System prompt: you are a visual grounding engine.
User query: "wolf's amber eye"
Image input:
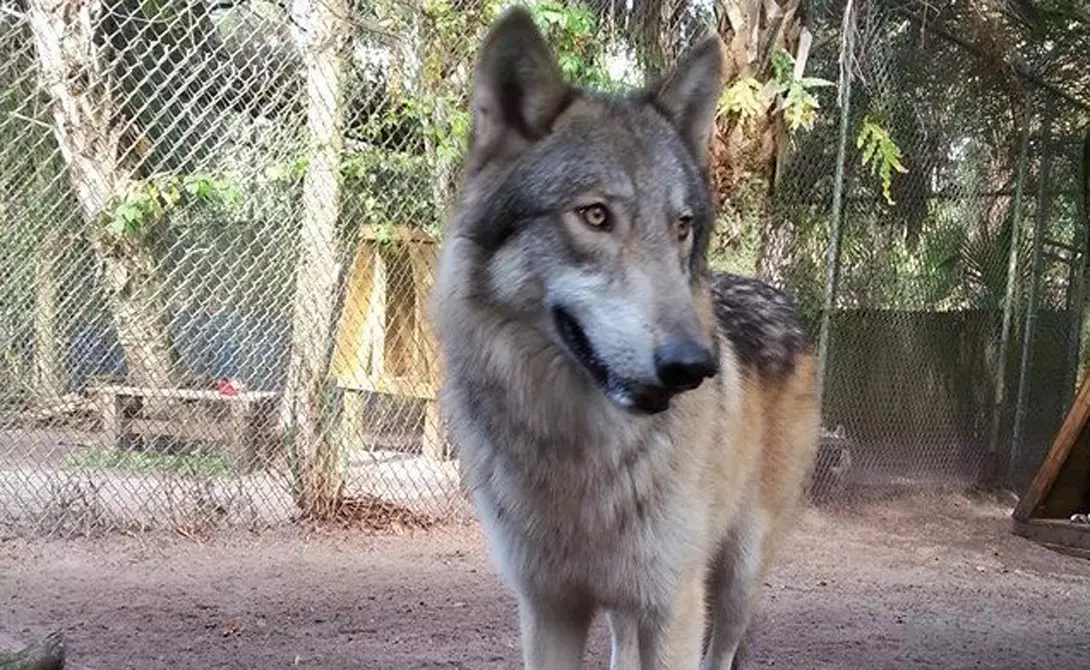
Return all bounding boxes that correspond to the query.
[578,204,611,230]
[677,214,693,241]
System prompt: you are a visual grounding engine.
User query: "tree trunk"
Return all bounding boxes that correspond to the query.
[27,0,177,389]
[100,247,178,387]
[282,0,349,517]
[712,0,811,287]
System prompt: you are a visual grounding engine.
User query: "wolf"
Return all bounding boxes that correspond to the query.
[429,7,821,669]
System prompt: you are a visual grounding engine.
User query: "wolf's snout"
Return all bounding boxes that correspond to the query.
[653,339,717,391]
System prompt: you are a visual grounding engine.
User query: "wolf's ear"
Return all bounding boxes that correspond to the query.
[467,7,570,172]
[649,32,726,166]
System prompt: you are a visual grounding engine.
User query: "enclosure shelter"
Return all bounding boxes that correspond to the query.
[329,225,448,460]
[1013,363,1090,558]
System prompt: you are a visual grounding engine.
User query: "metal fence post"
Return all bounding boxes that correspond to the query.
[1065,126,1090,396]
[1010,97,1054,486]
[816,0,855,404]
[986,100,1032,486]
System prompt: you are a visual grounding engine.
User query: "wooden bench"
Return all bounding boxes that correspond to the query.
[94,385,279,473]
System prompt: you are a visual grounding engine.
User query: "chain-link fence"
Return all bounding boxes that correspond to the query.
[775,0,1089,500]
[0,0,1086,537]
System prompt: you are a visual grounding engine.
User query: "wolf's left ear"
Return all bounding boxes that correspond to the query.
[649,32,726,167]
[467,7,570,173]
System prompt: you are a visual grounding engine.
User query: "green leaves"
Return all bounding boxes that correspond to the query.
[528,1,617,89]
[104,172,243,240]
[771,50,834,133]
[719,50,833,132]
[719,77,766,121]
[857,117,908,205]
[182,174,241,207]
[265,157,309,184]
[771,49,796,86]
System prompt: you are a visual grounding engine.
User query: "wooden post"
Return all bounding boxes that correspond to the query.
[227,399,255,473]
[1011,102,1055,485]
[422,400,451,461]
[96,387,129,449]
[339,389,366,454]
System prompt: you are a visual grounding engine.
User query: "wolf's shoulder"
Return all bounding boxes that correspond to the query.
[710,272,809,378]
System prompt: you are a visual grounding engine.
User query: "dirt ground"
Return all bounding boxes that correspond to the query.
[2,492,1089,670]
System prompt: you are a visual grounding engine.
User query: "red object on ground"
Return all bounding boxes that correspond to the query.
[216,378,238,396]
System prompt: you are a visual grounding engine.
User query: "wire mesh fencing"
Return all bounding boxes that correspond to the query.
[775,0,1089,500]
[0,0,1086,538]
[1,0,483,537]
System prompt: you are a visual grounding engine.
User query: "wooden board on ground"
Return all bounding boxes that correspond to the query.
[1011,518,1090,560]
[1011,363,1090,558]
[93,385,279,473]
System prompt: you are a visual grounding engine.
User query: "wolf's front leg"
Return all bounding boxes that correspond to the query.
[607,574,705,670]
[518,594,592,670]
[700,513,768,670]
[607,610,662,670]
[607,610,640,669]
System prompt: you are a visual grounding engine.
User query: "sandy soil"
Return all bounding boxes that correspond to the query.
[2,492,1089,670]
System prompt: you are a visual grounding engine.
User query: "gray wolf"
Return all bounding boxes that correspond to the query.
[429,7,821,669]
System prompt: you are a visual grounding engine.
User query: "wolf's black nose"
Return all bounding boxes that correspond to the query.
[654,339,717,392]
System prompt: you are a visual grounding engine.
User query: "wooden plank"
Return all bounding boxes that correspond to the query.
[95,388,122,446]
[1013,363,1090,521]
[383,245,416,379]
[1040,425,1090,519]
[357,224,439,244]
[92,385,279,472]
[335,375,436,400]
[227,401,257,472]
[1012,518,1090,555]
[331,237,379,384]
[128,418,233,442]
[94,385,277,402]
[409,239,440,398]
[330,232,441,402]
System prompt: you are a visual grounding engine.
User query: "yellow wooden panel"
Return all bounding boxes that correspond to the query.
[331,238,381,385]
[330,227,441,401]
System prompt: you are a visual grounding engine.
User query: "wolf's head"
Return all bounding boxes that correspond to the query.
[437,7,727,415]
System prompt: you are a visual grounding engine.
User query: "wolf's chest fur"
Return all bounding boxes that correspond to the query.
[449,347,738,610]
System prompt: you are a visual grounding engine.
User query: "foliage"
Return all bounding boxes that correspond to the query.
[716,50,833,132]
[341,149,438,237]
[63,446,233,478]
[417,0,501,163]
[106,173,243,240]
[528,1,619,89]
[263,157,310,184]
[708,176,768,274]
[264,147,438,239]
[856,117,908,205]
[770,50,835,132]
[719,77,766,121]
[278,0,620,246]
[403,94,472,165]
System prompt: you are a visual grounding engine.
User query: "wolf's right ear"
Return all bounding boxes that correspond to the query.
[467,7,570,173]
[648,32,726,167]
